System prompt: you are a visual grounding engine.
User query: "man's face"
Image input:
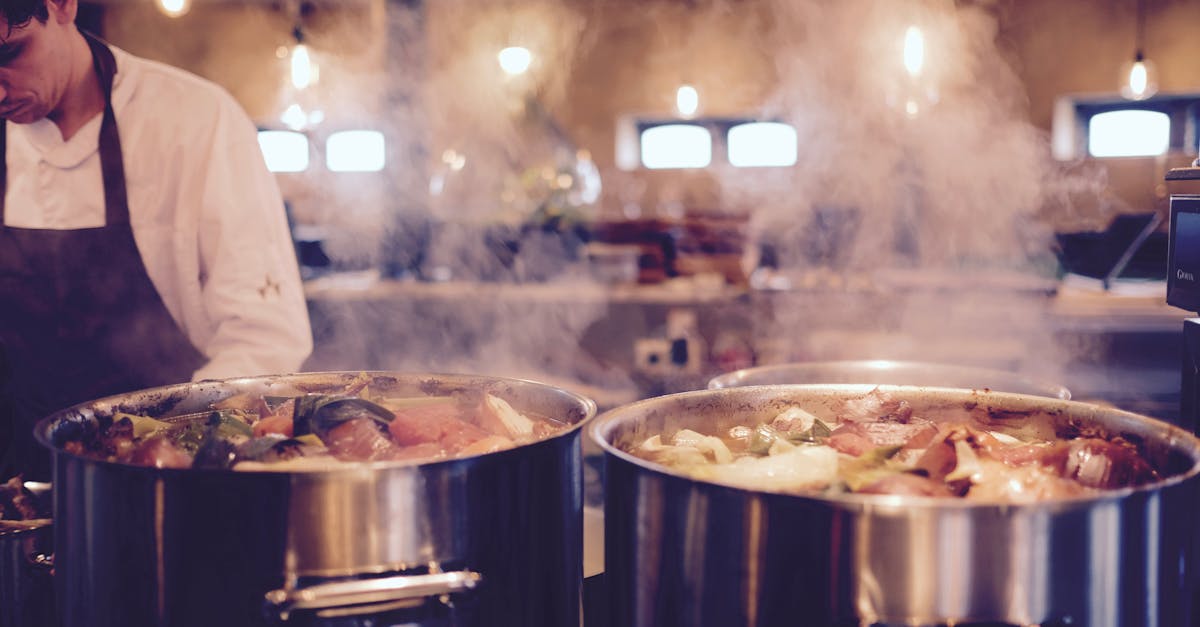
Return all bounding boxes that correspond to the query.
[0,6,72,124]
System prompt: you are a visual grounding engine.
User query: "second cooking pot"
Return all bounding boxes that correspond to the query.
[590,384,1200,627]
[708,360,1072,399]
[36,372,596,627]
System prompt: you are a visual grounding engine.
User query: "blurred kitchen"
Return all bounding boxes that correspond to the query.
[88,0,1200,419]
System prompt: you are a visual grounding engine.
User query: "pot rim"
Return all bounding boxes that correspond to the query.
[33,370,598,476]
[0,519,52,538]
[589,383,1200,512]
[708,359,1072,400]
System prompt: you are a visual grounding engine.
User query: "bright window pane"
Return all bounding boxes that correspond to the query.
[326,130,386,172]
[1088,110,1170,157]
[728,122,798,167]
[640,124,712,169]
[257,130,309,173]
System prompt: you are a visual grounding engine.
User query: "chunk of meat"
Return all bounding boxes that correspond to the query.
[837,390,913,423]
[1063,438,1159,489]
[128,436,193,469]
[459,435,516,457]
[389,442,446,463]
[859,473,955,497]
[388,402,489,452]
[253,398,297,438]
[326,418,406,462]
[914,440,957,481]
[966,462,1089,503]
[827,419,938,455]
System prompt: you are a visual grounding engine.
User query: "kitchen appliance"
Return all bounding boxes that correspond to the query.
[1167,164,1200,434]
[589,384,1200,627]
[34,372,596,627]
[708,359,1071,399]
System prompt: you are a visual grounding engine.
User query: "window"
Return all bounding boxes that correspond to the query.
[326,130,386,172]
[257,130,309,173]
[640,124,712,169]
[728,122,798,167]
[1088,110,1170,158]
[626,118,798,170]
[1055,93,1200,160]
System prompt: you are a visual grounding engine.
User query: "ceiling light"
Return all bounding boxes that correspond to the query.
[676,85,699,118]
[156,0,190,18]
[498,47,532,76]
[1120,0,1159,101]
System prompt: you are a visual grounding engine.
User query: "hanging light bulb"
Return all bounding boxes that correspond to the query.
[290,43,316,90]
[676,84,699,118]
[286,24,320,91]
[1120,0,1158,101]
[1120,51,1158,101]
[903,26,924,78]
[156,0,190,18]
[497,46,532,76]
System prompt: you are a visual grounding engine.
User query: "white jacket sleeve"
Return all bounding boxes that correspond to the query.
[189,103,313,380]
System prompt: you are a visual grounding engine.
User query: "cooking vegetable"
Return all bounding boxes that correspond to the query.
[627,389,1162,502]
[51,377,567,471]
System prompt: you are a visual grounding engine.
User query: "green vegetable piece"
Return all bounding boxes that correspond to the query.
[170,422,206,454]
[748,423,780,456]
[293,434,324,447]
[114,412,171,439]
[838,444,906,492]
[208,411,254,440]
[864,444,903,463]
[811,418,832,438]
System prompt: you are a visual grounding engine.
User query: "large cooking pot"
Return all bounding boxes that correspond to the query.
[590,384,1200,627]
[708,360,1071,399]
[34,372,596,627]
[0,521,54,627]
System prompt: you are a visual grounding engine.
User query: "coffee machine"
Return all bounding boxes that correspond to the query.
[1167,162,1200,434]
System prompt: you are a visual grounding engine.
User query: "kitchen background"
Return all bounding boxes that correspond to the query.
[84,0,1200,420]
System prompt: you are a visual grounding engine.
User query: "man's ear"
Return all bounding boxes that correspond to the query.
[45,0,78,26]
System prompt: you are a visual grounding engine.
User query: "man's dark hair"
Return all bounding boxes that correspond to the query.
[0,0,50,30]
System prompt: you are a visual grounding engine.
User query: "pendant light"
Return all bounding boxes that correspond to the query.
[155,0,190,18]
[1120,0,1158,101]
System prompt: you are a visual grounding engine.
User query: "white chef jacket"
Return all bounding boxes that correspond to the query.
[3,44,313,380]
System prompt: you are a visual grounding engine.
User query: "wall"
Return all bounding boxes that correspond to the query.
[999,0,1200,224]
[98,0,1200,240]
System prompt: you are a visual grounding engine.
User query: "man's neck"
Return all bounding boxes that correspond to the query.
[46,30,103,142]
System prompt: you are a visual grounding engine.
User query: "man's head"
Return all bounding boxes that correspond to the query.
[0,1,51,34]
[0,0,80,124]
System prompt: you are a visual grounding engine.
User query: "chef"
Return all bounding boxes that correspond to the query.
[0,0,313,480]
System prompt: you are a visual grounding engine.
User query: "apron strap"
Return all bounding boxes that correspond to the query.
[0,30,131,226]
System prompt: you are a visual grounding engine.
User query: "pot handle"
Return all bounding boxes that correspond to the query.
[264,569,482,621]
[28,551,54,573]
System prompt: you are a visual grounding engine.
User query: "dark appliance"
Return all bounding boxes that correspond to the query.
[1167,164,1200,434]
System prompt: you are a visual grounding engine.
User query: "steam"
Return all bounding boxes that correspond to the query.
[674,0,1110,387]
[154,0,1117,403]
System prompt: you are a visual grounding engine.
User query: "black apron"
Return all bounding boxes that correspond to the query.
[0,33,206,480]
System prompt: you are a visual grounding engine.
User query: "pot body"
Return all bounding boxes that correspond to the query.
[708,360,1071,400]
[592,385,1200,627]
[36,372,596,627]
[0,523,54,627]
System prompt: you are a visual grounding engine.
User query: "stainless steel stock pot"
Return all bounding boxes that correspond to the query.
[590,384,1200,627]
[35,372,596,627]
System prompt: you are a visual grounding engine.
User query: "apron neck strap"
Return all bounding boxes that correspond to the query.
[0,30,130,226]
